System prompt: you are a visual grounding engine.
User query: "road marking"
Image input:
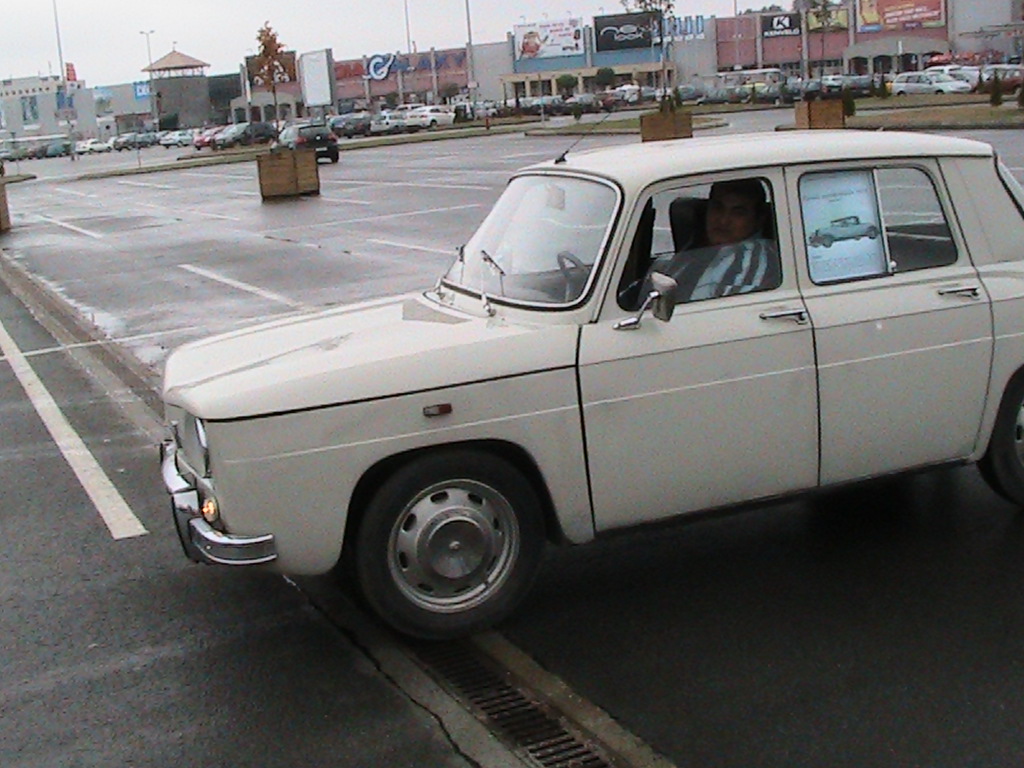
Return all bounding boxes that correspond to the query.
[136,201,241,221]
[54,187,97,198]
[228,190,261,197]
[0,316,148,540]
[319,196,373,206]
[178,264,307,309]
[323,179,492,191]
[369,238,455,256]
[261,203,483,234]
[116,180,176,190]
[36,215,104,239]
[182,171,254,181]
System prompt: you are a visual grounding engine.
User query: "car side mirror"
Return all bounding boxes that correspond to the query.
[614,272,678,330]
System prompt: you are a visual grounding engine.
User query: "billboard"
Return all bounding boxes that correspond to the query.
[856,0,944,31]
[514,18,584,60]
[807,7,850,30]
[594,11,661,52]
[299,49,335,107]
[762,13,801,37]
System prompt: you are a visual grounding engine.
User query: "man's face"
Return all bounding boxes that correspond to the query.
[706,191,762,246]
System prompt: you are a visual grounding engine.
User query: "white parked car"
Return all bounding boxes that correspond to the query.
[162,131,1024,639]
[74,138,111,154]
[404,105,456,130]
[160,129,197,148]
[891,71,973,95]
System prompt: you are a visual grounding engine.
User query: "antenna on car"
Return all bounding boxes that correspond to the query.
[553,105,617,165]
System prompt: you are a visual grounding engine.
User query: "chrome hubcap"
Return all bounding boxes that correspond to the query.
[389,481,519,613]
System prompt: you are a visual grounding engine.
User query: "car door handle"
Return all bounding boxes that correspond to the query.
[759,308,808,325]
[937,285,981,299]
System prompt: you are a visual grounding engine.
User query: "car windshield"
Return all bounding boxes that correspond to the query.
[441,174,619,306]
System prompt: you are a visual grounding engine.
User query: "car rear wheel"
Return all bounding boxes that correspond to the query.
[354,449,545,639]
[979,372,1024,505]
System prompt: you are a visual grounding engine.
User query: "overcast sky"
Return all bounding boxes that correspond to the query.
[4,0,753,87]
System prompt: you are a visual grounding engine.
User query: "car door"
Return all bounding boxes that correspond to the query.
[579,170,819,532]
[787,161,993,485]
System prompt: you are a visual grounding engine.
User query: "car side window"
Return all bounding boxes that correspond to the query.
[800,166,956,284]
[617,177,782,310]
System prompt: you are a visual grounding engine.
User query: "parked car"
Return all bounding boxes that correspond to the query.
[675,84,705,102]
[841,74,874,97]
[978,64,1024,94]
[369,111,402,135]
[525,95,567,115]
[404,105,456,130]
[891,71,973,95]
[44,140,72,158]
[213,122,278,149]
[162,130,1024,640]
[697,86,749,105]
[386,103,425,133]
[193,126,226,150]
[565,93,602,113]
[274,122,339,163]
[160,129,197,148]
[112,133,137,151]
[329,112,371,139]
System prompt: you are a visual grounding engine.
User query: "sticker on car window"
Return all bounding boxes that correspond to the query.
[800,170,886,283]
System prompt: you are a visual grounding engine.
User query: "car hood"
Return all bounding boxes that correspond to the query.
[162,294,579,420]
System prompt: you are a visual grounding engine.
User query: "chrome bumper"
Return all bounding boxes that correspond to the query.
[161,440,277,566]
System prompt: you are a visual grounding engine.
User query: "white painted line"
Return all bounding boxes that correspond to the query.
[322,179,492,191]
[36,215,104,239]
[0,317,148,540]
[178,264,306,309]
[182,171,254,181]
[369,238,456,256]
[136,202,241,221]
[116,180,176,190]
[54,187,97,198]
[262,203,483,235]
[319,196,373,206]
[228,190,261,197]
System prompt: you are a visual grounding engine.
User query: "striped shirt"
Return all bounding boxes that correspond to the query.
[686,238,776,302]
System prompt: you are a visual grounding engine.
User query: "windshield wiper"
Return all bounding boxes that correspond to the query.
[480,249,506,297]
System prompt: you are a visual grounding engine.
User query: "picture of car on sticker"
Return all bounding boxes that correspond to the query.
[808,214,880,248]
[800,170,887,283]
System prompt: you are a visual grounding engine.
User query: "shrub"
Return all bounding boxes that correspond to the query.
[841,87,856,117]
[990,73,1004,107]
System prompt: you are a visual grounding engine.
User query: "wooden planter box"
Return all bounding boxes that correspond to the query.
[640,110,693,142]
[257,149,320,199]
[795,99,846,129]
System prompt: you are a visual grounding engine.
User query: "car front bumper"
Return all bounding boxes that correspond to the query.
[161,440,277,566]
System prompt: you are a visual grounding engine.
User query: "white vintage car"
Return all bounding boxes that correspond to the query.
[162,131,1024,639]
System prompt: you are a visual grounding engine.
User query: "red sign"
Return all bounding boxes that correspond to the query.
[65,62,77,82]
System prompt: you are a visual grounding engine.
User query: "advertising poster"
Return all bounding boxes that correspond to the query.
[800,171,886,283]
[762,13,801,37]
[514,18,584,60]
[856,0,945,31]
[594,11,661,52]
[807,7,850,30]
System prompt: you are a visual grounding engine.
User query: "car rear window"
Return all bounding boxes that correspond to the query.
[299,126,331,139]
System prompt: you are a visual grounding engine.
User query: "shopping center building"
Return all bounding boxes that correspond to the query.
[2,0,1023,145]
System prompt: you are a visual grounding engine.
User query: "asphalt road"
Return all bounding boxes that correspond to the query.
[3,122,1024,768]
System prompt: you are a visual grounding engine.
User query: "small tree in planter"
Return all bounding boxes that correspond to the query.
[594,67,616,91]
[556,74,578,100]
[253,22,290,131]
[990,73,1004,107]
[841,86,856,117]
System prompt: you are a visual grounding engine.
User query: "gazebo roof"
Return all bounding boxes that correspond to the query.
[143,50,210,73]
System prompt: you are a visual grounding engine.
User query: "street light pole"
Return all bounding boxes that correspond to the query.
[464,0,476,104]
[140,30,157,131]
[52,0,74,161]
[403,0,413,54]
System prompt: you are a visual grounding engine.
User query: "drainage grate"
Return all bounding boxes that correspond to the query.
[413,640,622,768]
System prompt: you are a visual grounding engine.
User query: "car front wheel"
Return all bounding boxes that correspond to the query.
[979,373,1024,505]
[354,449,545,639]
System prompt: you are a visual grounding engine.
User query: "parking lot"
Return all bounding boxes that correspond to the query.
[4,125,1024,767]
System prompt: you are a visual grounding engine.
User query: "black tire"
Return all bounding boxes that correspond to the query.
[979,372,1024,505]
[354,449,545,639]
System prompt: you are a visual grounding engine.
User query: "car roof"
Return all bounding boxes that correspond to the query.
[525,131,993,190]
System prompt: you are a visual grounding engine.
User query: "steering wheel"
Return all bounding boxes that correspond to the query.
[556,250,587,302]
